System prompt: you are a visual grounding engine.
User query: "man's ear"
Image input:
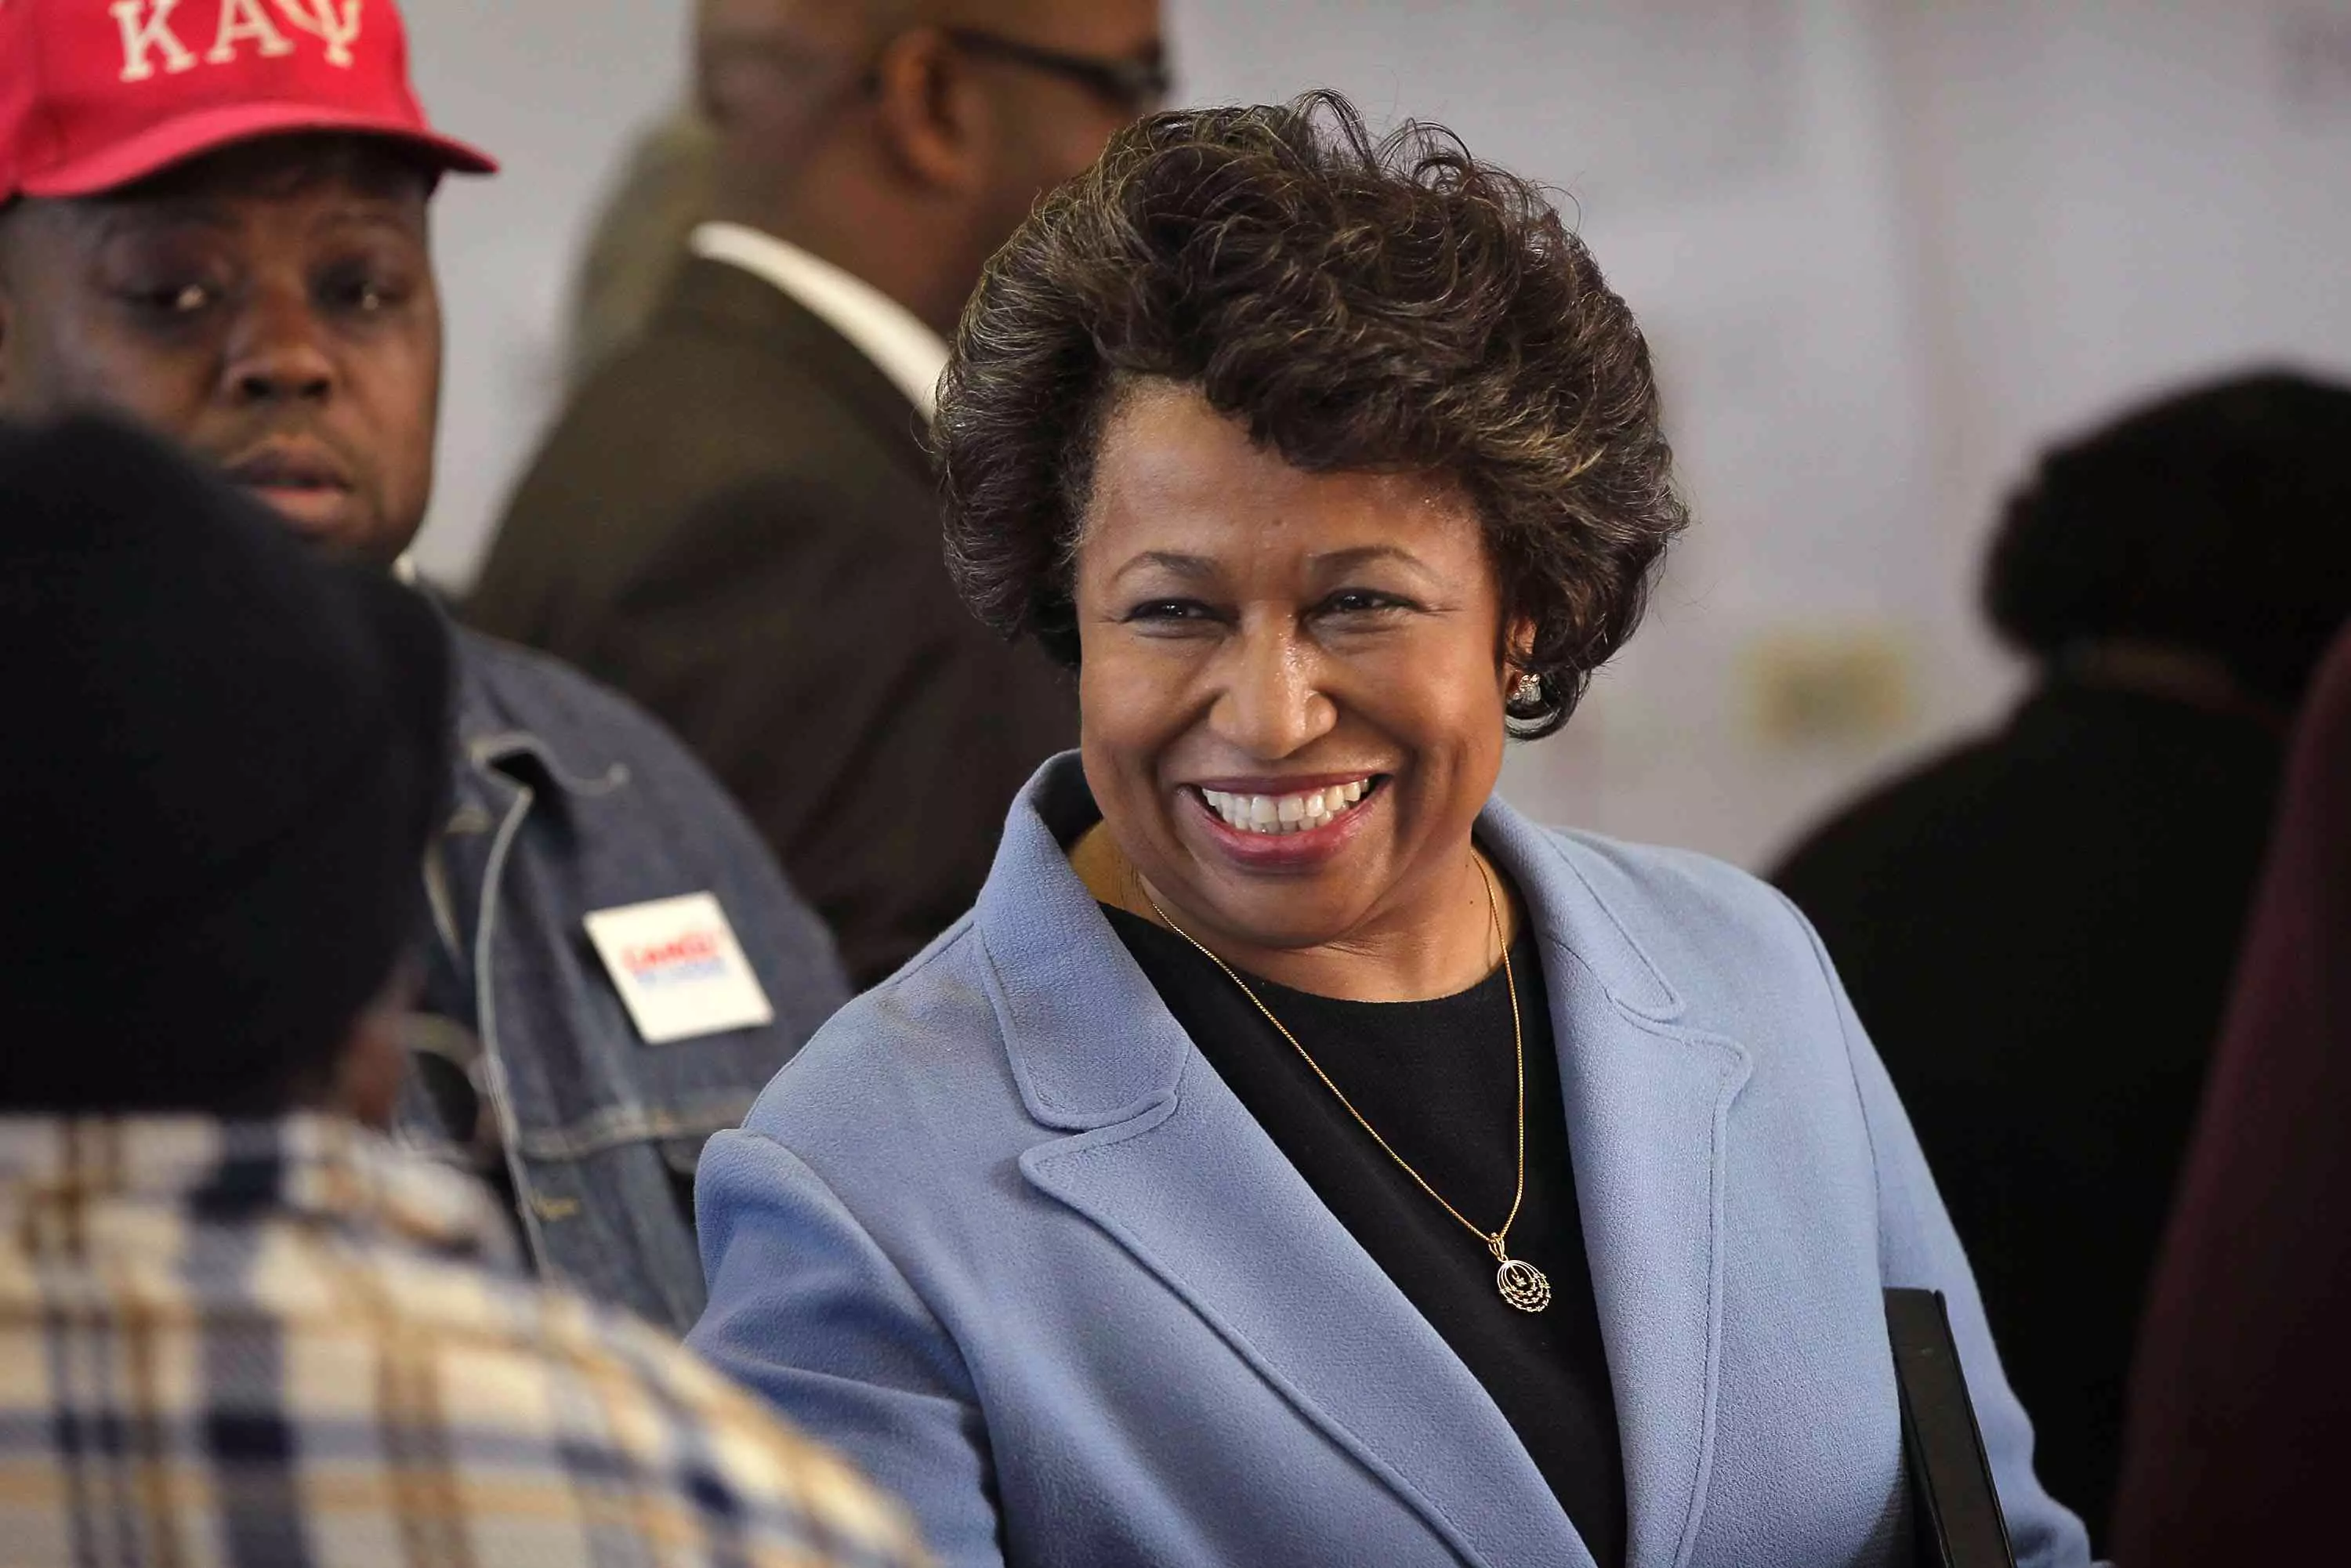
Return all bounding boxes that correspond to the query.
[334,958,422,1130]
[870,26,987,194]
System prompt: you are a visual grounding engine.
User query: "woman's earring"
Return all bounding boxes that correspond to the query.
[1512,672,1544,707]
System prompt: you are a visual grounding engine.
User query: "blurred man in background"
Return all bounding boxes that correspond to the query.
[473,0,1166,985]
[0,417,924,1568]
[1772,369,2351,1546]
[0,0,849,1335]
[566,105,716,382]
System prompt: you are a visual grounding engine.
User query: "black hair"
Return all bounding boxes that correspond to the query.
[0,416,451,1117]
[936,90,1685,739]
[1986,369,2351,703]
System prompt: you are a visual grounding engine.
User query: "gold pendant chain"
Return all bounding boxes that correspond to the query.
[1133,854,1552,1313]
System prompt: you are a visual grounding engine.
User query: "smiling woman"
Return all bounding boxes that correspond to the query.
[690,91,2095,1568]
[1065,388,1529,997]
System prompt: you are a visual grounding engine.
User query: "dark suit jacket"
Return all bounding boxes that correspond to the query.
[470,257,1075,986]
[1770,678,2285,1548]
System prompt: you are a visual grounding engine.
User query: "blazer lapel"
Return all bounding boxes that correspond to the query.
[1480,802,1753,1568]
[1021,1060,1595,1568]
[981,766,1589,1568]
[980,762,1749,1568]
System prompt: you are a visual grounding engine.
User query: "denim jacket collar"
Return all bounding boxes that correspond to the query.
[449,637,631,805]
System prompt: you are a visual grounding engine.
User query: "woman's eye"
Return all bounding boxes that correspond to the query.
[1320,589,1411,617]
[1126,599,1217,623]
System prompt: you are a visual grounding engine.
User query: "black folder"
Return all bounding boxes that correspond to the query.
[1886,1288,2018,1568]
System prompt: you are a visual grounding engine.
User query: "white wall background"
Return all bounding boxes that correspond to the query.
[400,0,694,596]
[402,0,2351,870]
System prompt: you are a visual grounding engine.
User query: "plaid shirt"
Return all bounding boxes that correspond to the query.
[0,1115,926,1568]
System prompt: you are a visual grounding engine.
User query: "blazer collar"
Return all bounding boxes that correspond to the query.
[976,757,1751,1568]
[442,625,631,808]
[973,758,1189,1131]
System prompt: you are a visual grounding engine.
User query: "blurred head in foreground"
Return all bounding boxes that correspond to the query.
[0,415,449,1123]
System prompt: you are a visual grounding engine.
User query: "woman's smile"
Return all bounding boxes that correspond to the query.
[1183,773,1392,867]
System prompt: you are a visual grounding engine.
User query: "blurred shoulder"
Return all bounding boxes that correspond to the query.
[353,1251,924,1566]
[1769,730,2016,889]
[534,1295,929,1565]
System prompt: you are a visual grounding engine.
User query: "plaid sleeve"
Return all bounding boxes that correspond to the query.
[288,1248,933,1568]
[0,1119,929,1568]
[526,1291,933,1568]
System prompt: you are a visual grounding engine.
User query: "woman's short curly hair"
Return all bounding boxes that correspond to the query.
[935,89,1685,738]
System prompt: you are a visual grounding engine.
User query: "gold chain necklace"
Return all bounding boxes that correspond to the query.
[1135,856,1552,1314]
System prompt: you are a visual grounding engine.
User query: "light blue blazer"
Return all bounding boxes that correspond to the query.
[692,758,2092,1568]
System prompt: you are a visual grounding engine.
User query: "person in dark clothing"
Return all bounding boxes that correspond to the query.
[471,0,1168,986]
[2111,624,2351,1567]
[1771,368,2351,1547]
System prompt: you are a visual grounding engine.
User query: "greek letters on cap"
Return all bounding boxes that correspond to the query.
[110,0,364,81]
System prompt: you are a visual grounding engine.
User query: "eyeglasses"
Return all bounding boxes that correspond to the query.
[942,27,1172,118]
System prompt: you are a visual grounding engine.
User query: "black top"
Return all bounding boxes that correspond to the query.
[1106,904,1628,1568]
[1771,678,2285,1545]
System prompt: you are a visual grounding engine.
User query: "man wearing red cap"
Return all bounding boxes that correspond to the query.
[0,0,852,1337]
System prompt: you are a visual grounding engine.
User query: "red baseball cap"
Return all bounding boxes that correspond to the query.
[1,0,496,203]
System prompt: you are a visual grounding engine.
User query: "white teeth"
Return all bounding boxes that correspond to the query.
[1197,779,1378,835]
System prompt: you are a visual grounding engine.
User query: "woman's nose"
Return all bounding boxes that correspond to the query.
[1211,623,1337,759]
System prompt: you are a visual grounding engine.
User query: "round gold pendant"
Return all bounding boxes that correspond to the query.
[1495,1255,1552,1313]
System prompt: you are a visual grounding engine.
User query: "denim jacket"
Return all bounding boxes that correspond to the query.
[400,622,849,1333]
